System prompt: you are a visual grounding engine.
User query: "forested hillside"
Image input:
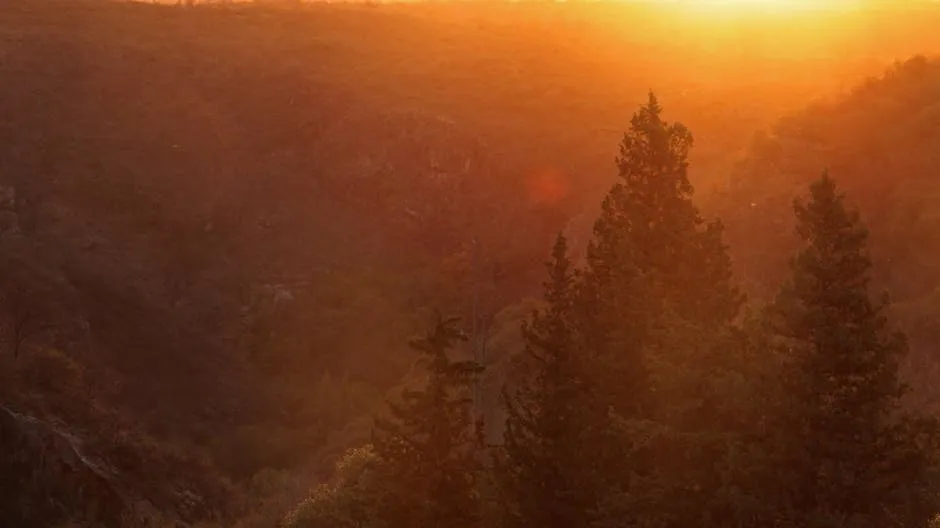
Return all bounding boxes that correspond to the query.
[288,94,940,528]
[3,0,940,526]
[713,55,940,412]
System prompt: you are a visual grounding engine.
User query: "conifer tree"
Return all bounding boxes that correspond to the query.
[578,92,747,526]
[769,173,938,526]
[371,315,484,528]
[580,91,742,416]
[498,234,603,528]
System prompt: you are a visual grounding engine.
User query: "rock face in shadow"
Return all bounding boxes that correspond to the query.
[0,405,129,527]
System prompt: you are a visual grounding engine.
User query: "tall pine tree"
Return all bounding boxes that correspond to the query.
[769,173,938,526]
[578,92,747,527]
[580,91,742,416]
[498,234,603,528]
[371,315,484,528]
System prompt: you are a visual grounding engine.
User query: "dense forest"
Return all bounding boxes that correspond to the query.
[3,0,940,526]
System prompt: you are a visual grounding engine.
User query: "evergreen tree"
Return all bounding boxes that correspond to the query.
[498,234,603,528]
[580,91,742,414]
[769,173,938,526]
[371,315,484,528]
[578,92,746,527]
[564,94,748,526]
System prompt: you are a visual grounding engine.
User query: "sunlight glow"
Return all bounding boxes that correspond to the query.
[675,0,866,14]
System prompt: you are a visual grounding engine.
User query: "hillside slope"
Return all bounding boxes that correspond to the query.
[712,55,940,410]
[4,0,940,523]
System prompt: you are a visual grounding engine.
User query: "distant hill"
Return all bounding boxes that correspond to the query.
[711,55,940,410]
[4,0,940,524]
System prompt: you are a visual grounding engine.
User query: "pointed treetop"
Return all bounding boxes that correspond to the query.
[800,170,840,210]
[802,170,839,212]
[549,233,570,272]
[617,92,694,200]
[645,90,662,116]
[794,171,869,256]
[542,233,575,312]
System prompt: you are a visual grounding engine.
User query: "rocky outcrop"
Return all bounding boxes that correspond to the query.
[0,405,129,527]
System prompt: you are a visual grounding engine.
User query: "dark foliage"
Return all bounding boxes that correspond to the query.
[765,174,938,527]
[370,316,484,528]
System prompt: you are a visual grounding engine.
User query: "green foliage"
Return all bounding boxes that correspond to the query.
[283,316,492,528]
[370,315,485,528]
[284,446,383,528]
[766,174,938,526]
[581,92,743,423]
[574,93,750,527]
[714,56,940,409]
[498,234,604,528]
[492,95,763,528]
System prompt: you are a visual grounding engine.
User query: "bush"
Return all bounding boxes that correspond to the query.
[283,446,382,528]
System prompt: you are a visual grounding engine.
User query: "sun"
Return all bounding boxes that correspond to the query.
[692,0,787,3]
[684,0,863,8]
[674,0,863,16]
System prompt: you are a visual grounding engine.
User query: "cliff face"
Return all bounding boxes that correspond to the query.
[0,405,128,527]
